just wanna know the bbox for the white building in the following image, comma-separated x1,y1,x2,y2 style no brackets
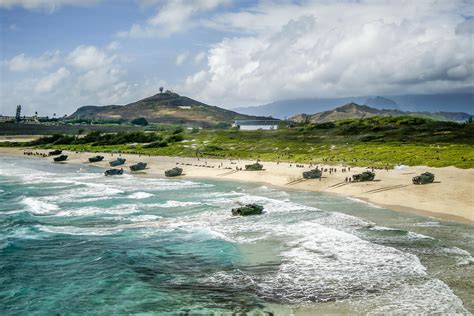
234,120,280,130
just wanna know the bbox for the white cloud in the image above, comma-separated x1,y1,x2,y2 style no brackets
175,52,188,66
67,45,111,70
194,51,206,64
4,51,60,72
181,0,474,107
76,65,124,92
34,67,70,93
118,0,229,38
1,44,147,115
0,0,103,12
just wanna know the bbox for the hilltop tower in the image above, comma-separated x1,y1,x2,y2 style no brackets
15,105,22,123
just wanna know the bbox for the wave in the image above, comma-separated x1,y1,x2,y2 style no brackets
146,200,202,208
366,279,469,314
346,197,383,209
36,224,122,236
201,220,433,305
55,204,141,217
443,246,474,266
21,197,59,215
127,192,154,199
368,226,435,240
412,221,442,227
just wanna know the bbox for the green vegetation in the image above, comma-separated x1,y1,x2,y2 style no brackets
130,117,148,126
4,116,474,168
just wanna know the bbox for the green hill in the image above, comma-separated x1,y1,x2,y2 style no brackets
290,103,471,123
69,91,275,127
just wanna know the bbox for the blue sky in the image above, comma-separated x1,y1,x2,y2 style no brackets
0,0,473,116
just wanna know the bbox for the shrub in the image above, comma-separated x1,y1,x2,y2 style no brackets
203,145,223,151
131,117,148,126
173,127,184,134
165,134,184,143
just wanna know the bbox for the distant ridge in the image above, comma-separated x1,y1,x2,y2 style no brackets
290,103,472,123
234,93,474,119
69,91,276,126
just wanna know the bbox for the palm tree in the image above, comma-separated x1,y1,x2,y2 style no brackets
159,87,164,94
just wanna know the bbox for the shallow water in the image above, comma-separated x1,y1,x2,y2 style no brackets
0,156,472,314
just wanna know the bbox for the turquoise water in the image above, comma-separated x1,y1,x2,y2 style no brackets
0,156,472,314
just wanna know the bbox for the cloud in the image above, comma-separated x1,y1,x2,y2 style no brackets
0,0,103,12
194,51,206,64
67,45,112,70
1,44,148,115
181,0,474,107
175,52,188,66
118,0,229,38
4,51,60,72
455,19,474,35
34,67,70,93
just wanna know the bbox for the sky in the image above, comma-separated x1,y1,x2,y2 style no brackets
0,0,473,116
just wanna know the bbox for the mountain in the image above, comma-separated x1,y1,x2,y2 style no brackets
234,97,365,119
69,91,276,126
234,93,473,119
290,103,472,123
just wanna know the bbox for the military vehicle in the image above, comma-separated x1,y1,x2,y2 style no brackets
231,204,264,216
130,162,147,171
352,171,375,182
53,155,68,162
88,155,104,163
412,172,435,185
303,168,322,179
104,168,123,176
245,162,263,171
165,167,183,177
49,150,62,156
109,158,126,167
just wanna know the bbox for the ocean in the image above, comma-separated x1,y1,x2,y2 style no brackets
0,156,472,314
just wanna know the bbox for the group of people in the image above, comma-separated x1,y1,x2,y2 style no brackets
23,151,48,158
176,161,237,170
369,166,390,171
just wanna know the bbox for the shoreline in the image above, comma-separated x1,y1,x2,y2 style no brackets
1,147,473,224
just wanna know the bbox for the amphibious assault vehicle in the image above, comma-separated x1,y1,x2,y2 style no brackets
130,162,147,171
352,171,375,182
165,167,183,177
231,204,264,216
53,155,68,162
49,150,62,156
412,172,435,185
88,155,104,163
104,168,123,176
245,162,263,171
109,158,126,167
303,168,322,179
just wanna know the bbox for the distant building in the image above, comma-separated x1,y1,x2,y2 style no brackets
234,120,280,130
0,116,15,123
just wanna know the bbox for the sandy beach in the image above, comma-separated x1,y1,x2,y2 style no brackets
1,147,473,224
